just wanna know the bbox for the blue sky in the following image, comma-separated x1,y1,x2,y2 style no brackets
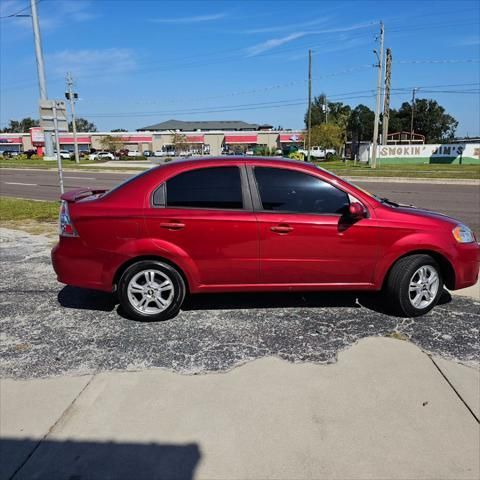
1,0,479,135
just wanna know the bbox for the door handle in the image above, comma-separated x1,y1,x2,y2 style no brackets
271,224,293,234
160,221,185,230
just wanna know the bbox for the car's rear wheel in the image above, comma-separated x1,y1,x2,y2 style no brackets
118,260,186,321
385,254,443,317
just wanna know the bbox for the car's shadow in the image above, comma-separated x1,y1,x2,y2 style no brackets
58,286,453,321
58,286,117,312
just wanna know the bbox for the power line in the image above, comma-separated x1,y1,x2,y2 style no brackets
0,0,43,19
77,86,480,119
0,1,30,19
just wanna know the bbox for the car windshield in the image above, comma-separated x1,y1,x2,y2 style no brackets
315,165,380,201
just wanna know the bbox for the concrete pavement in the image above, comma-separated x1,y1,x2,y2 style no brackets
1,337,479,480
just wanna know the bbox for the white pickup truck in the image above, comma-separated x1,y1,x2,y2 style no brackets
297,146,336,160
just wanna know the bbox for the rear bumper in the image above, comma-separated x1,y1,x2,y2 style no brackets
452,242,480,290
51,238,119,292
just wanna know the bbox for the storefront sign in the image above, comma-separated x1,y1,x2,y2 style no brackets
378,144,479,158
30,127,45,146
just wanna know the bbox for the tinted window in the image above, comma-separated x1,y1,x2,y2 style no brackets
166,166,243,209
254,167,349,214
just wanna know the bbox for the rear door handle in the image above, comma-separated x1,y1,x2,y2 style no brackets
160,221,185,230
271,224,293,234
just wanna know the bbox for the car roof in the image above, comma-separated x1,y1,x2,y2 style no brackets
167,156,312,168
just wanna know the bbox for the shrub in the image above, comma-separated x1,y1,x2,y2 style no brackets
288,151,305,161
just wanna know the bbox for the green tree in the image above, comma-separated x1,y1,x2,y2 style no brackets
171,132,189,154
305,94,328,127
389,99,457,142
99,135,124,152
69,118,97,132
111,128,127,132
309,124,344,151
1,117,39,132
347,105,375,142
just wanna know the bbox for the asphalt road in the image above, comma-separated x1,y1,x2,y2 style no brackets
1,167,479,233
0,228,479,380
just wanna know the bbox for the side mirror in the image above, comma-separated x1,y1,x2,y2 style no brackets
349,202,367,220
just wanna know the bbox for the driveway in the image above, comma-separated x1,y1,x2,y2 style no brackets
1,228,479,380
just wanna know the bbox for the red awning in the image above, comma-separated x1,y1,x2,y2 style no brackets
119,136,153,143
224,134,257,144
0,137,22,144
59,136,91,144
186,135,204,143
279,133,303,143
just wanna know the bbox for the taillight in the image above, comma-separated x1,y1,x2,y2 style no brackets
59,201,78,237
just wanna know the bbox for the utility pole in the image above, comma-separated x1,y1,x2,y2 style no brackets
371,21,384,169
30,0,54,159
410,87,417,144
382,48,392,145
52,103,65,194
307,49,312,162
324,95,328,124
66,72,80,164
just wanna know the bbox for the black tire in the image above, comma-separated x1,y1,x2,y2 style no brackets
385,254,443,317
118,260,186,322
326,152,333,160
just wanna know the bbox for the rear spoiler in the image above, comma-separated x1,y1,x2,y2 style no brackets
60,188,107,202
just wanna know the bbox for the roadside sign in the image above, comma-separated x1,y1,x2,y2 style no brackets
39,100,68,132
30,127,45,146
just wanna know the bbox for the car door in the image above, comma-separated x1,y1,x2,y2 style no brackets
249,166,379,286
144,164,259,287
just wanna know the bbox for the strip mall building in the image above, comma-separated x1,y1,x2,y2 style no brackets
0,120,304,156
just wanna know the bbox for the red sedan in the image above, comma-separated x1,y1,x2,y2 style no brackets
51,157,479,321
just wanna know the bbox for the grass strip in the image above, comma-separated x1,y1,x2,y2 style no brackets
0,196,59,222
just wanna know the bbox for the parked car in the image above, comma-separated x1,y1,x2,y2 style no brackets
52,157,479,322
116,149,129,157
143,150,154,157
297,146,336,160
55,150,73,160
89,151,115,161
1,150,21,157
154,150,172,157
127,150,142,157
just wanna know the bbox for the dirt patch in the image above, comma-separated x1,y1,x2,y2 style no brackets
0,221,58,241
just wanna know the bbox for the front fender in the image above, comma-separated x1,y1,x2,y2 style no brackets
373,232,455,288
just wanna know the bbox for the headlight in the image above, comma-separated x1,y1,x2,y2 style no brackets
452,224,475,243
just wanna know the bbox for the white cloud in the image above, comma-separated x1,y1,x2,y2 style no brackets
246,33,306,57
46,48,137,78
151,13,227,24
312,21,376,34
241,17,330,34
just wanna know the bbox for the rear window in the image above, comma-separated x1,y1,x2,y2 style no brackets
166,166,243,209
103,167,157,197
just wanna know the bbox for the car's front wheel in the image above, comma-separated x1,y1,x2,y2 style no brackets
118,260,186,321
385,254,443,317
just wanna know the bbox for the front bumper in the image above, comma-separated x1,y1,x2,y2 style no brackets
452,242,480,290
